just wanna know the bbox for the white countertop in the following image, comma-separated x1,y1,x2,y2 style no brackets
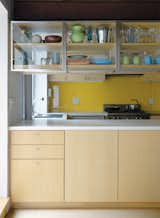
9,119,160,130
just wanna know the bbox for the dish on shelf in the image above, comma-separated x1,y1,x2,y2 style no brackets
91,60,112,65
45,35,62,43
90,55,112,65
67,58,90,65
67,54,89,65
68,55,88,60
31,34,42,43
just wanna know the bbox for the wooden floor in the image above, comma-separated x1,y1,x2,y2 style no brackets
0,198,10,218
6,209,160,218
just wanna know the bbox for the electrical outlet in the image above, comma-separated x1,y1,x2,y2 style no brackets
72,97,80,105
149,97,154,105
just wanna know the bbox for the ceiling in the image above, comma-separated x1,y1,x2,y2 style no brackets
14,0,160,20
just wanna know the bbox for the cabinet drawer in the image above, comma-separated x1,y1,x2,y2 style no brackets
11,145,64,159
10,131,64,145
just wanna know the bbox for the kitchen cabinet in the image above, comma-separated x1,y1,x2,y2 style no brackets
119,22,160,73
65,130,118,202
11,21,116,74
10,131,64,203
11,159,64,203
118,130,160,202
9,129,160,207
11,22,66,73
66,21,116,74
11,21,160,76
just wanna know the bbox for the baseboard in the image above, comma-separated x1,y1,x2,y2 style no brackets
11,201,160,209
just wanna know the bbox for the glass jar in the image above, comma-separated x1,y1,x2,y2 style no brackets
132,53,141,65
122,53,130,65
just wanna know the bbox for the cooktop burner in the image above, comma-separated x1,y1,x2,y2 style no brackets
104,104,150,120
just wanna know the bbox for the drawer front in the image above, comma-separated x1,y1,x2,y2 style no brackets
10,131,64,145
11,145,64,159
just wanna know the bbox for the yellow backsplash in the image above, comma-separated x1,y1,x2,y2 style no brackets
48,76,160,113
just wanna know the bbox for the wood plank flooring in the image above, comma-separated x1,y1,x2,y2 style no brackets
0,198,10,218
6,209,160,218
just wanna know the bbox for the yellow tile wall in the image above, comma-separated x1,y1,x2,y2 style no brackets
48,77,160,113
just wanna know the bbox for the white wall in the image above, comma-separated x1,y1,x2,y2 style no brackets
7,0,24,124
0,0,23,197
0,1,8,197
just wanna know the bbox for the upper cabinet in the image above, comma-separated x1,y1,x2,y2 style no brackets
11,21,116,74
11,21,66,73
65,21,116,74
11,21,160,75
119,22,160,73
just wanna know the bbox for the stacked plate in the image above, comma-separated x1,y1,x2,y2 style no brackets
90,55,112,65
67,55,90,65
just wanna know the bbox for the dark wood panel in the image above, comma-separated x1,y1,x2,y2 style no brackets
15,0,160,2
14,1,160,20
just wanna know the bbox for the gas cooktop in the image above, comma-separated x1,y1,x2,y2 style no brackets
104,104,150,120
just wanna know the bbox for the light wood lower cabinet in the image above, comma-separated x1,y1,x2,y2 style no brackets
119,130,160,202
11,159,64,202
10,129,160,207
10,130,65,204
65,130,118,202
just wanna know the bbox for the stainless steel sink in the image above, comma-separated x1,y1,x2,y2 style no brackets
32,112,108,120
67,112,108,120
32,113,67,120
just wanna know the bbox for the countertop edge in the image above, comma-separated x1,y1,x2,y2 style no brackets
8,126,160,131
8,120,160,131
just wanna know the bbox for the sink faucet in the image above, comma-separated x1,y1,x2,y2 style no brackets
131,98,140,105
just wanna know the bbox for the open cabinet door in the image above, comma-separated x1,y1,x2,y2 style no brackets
0,1,8,198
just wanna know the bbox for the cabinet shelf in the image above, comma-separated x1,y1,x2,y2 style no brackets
68,43,115,49
14,43,62,52
121,43,160,47
68,64,115,72
120,65,160,73
13,64,62,71
121,64,160,69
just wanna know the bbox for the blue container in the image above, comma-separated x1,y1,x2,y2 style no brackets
144,55,153,65
156,56,160,64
